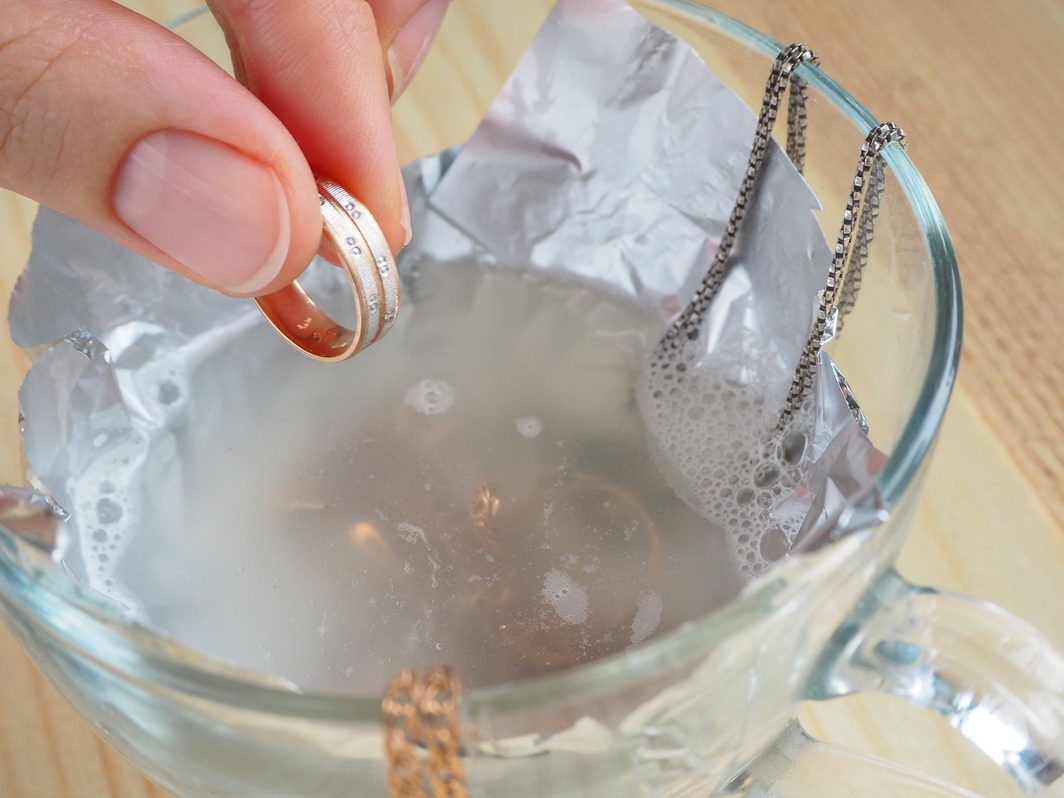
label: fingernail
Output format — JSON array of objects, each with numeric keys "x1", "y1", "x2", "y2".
[
  {"x1": 398, "y1": 173, "x2": 412, "y2": 247},
  {"x1": 387, "y1": 0, "x2": 450, "y2": 102},
  {"x1": 113, "y1": 130, "x2": 290, "y2": 294}
]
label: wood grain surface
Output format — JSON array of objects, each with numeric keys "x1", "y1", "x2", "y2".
[{"x1": 0, "y1": 1, "x2": 1061, "y2": 797}]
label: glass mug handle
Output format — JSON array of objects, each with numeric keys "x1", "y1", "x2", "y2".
[
  {"x1": 723, "y1": 721, "x2": 986, "y2": 797},
  {"x1": 803, "y1": 568, "x2": 1064, "y2": 792}
]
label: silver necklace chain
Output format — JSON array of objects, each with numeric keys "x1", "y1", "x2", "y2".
[
  {"x1": 778, "y1": 121, "x2": 907, "y2": 429},
  {"x1": 663, "y1": 43, "x2": 819, "y2": 348},
  {"x1": 836, "y1": 154, "x2": 885, "y2": 332},
  {"x1": 651, "y1": 41, "x2": 905, "y2": 433}
]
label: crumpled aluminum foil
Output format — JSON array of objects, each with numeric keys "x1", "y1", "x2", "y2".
[{"x1": 4, "y1": 0, "x2": 884, "y2": 594}]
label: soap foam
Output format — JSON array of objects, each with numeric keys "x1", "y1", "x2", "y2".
[
  {"x1": 637, "y1": 337, "x2": 812, "y2": 578},
  {"x1": 515, "y1": 416, "x2": 544, "y2": 438},
  {"x1": 404, "y1": 378, "x2": 456, "y2": 415},
  {"x1": 629, "y1": 590, "x2": 664, "y2": 647},
  {"x1": 71, "y1": 441, "x2": 144, "y2": 611},
  {"x1": 542, "y1": 569, "x2": 589, "y2": 625}
]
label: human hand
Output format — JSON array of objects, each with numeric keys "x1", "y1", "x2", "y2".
[{"x1": 0, "y1": 0, "x2": 449, "y2": 295}]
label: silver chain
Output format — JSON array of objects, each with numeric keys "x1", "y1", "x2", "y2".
[
  {"x1": 662, "y1": 43, "x2": 819, "y2": 348},
  {"x1": 786, "y1": 72, "x2": 811, "y2": 173},
  {"x1": 648, "y1": 48, "x2": 903, "y2": 436},
  {"x1": 835, "y1": 154, "x2": 884, "y2": 331},
  {"x1": 778, "y1": 122, "x2": 906, "y2": 429}
]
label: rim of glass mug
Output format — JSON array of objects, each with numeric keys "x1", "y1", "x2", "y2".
[{"x1": 0, "y1": 0, "x2": 962, "y2": 724}]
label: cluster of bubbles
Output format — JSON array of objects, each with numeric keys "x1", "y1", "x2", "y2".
[
  {"x1": 538, "y1": 566, "x2": 665, "y2": 650},
  {"x1": 541, "y1": 569, "x2": 590, "y2": 625},
  {"x1": 629, "y1": 590, "x2": 664, "y2": 647},
  {"x1": 70, "y1": 362, "x2": 190, "y2": 606},
  {"x1": 403, "y1": 378, "x2": 456, "y2": 416},
  {"x1": 515, "y1": 416, "x2": 544, "y2": 438},
  {"x1": 137, "y1": 362, "x2": 189, "y2": 419},
  {"x1": 637, "y1": 337, "x2": 814, "y2": 578},
  {"x1": 73, "y1": 441, "x2": 136, "y2": 601}
]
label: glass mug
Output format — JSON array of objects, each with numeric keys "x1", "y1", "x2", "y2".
[{"x1": 1, "y1": 2, "x2": 1062, "y2": 797}]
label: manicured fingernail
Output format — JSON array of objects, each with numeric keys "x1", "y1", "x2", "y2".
[
  {"x1": 387, "y1": 0, "x2": 450, "y2": 102},
  {"x1": 113, "y1": 130, "x2": 290, "y2": 294},
  {"x1": 398, "y1": 172, "x2": 412, "y2": 247}
]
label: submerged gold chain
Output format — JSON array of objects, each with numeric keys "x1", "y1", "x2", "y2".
[{"x1": 382, "y1": 667, "x2": 467, "y2": 798}]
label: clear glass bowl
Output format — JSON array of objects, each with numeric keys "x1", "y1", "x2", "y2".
[{"x1": 2, "y1": 3, "x2": 1062, "y2": 797}]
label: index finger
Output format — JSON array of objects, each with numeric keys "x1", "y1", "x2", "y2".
[{"x1": 207, "y1": 0, "x2": 416, "y2": 255}]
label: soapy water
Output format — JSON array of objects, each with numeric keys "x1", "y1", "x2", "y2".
[
  {"x1": 516, "y1": 417, "x2": 544, "y2": 438},
  {"x1": 404, "y1": 378, "x2": 456, "y2": 416},
  {"x1": 629, "y1": 590, "x2": 664, "y2": 647},
  {"x1": 638, "y1": 334, "x2": 814, "y2": 578},
  {"x1": 68, "y1": 438, "x2": 147, "y2": 611},
  {"x1": 542, "y1": 569, "x2": 590, "y2": 625},
  {"x1": 58, "y1": 261, "x2": 815, "y2": 695}
]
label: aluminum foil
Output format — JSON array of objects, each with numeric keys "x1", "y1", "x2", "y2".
[{"x1": 5, "y1": 0, "x2": 883, "y2": 593}]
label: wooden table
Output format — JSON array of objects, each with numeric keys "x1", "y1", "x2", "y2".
[{"x1": 1, "y1": 1, "x2": 1061, "y2": 796}]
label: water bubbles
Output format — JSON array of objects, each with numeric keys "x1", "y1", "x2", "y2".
[
  {"x1": 753, "y1": 464, "x2": 780, "y2": 488},
  {"x1": 515, "y1": 416, "x2": 544, "y2": 438},
  {"x1": 542, "y1": 570, "x2": 589, "y2": 625},
  {"x1": 157, "y1": 379, "x2": 181, "y2": 406},
  {"x1": 404, "y1": 378, "x2": 456, "y2": 416},
  {"x1": 396, "y1": 521, "x2": 427, "y2": 545},
  {"x1": 759, "y1": 528, "x2": 789, "y2": 563},
  {"x1": 781, "y1": 431, "x2": 807, "y2": 465},
  {"x1": 91, "y1": 529, "x2": 108, "y2": 543},
  {"x1": 638, "y1": 336, "x2": 814, "y2": 579},
  {"x1": 96, "y1": 497, "x2": 123, "y2": 524},
  {"x1": 629, "y1": 590, "x2": 664, "y2": 647}
]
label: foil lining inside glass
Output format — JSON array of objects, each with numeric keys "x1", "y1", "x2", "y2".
[{"x1": 3, "y1": 0, "x2": 886, "y2": 691}]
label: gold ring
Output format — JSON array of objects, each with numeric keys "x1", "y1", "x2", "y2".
[{"x1": 255, "y1": 178, "x2": 400, "y2": 362}]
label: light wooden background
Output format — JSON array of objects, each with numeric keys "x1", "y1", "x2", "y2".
[{"x1": 0, "y1": 1, "x2": 1061, "y2": 796}]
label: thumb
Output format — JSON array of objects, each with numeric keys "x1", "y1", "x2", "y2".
[{"x1": 0, "y1": 0, "x2": 322, "y2": 296}]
